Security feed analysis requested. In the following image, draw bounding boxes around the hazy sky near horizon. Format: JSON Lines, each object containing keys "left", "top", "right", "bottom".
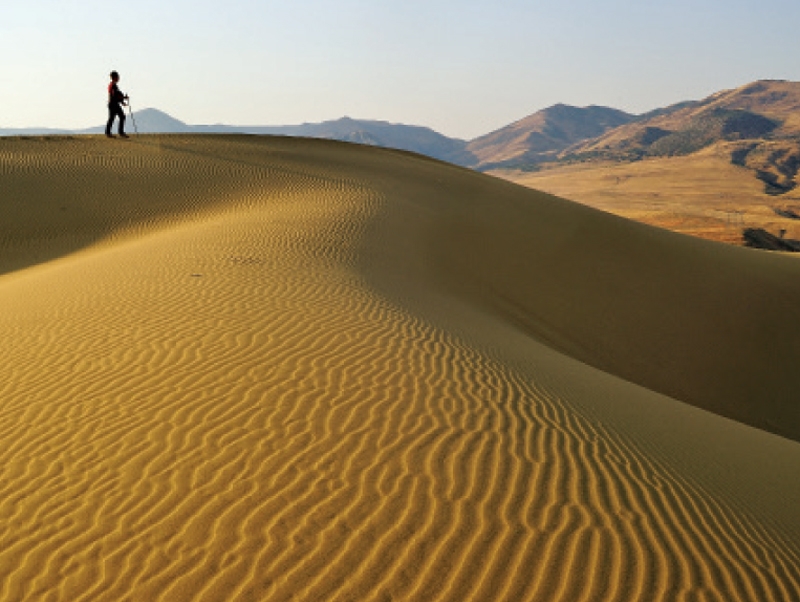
{"left": 2, "top": 0, "right": 799, "bottom": 139}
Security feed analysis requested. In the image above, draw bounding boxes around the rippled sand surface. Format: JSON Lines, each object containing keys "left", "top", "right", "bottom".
{"left": 0, "top": 135, "right": 798, "bottom": 601}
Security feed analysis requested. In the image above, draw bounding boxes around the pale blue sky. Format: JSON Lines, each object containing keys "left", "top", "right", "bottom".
{"left": 1, "top": 0, "right": 798, "bottom": 138}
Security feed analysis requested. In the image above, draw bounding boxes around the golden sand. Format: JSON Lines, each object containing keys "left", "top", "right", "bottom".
{"left": 0, "top": 135, "right": 798, "bottom": 601}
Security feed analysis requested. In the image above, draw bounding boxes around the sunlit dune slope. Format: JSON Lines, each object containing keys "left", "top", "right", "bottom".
{"left": 0, "top": 135, "right": 798, "bottom": 602}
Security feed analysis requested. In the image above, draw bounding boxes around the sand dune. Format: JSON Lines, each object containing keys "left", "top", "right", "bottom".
{"left": 0, "top": 135, "right": 798, "bottom": 601}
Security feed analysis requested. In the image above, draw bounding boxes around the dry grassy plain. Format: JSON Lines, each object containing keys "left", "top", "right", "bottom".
{"left": 0, "top": 135, "right": 799, "bottom": 601}
{"left": 496, "top": 144, "right": 800, "bottom": 247}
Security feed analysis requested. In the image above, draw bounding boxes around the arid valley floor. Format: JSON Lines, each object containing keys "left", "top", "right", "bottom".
{"left": 496, "top": 146, "right": 800, "bottom": 249}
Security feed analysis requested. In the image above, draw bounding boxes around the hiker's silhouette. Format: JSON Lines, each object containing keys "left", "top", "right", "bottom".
{"left": 106, "top": 71, "right": 129, "bottom": 138}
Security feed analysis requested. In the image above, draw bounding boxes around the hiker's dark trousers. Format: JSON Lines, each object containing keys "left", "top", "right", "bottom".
{"left": 106, "top": 103, "right": 126, "bottom": 135}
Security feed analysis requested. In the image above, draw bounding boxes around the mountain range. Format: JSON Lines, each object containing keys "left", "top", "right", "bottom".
{"left": 0, "top": 111, "right": 472, "bottom": 165}
{"left": 562, "top": 80, "right": 800, "bottom": 194}
{"left": 464, "top": 104, "right": 636, "bottom": 169}
{"left": 2, "top": 79, "right": 798, "bottom": 193}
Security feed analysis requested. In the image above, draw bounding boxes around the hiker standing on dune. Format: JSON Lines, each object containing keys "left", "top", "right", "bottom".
{"left": 106, "top": 71, "right": 129, "bottom": 138}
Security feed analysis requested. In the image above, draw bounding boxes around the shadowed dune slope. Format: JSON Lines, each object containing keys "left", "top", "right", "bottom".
{"left": 334, "top": 147, "right": 800, "bottom": 442}
{"left": 0, "top": 135, "right": 799, "bottom": 601}
{"left": 0, "top": 136, "right": 309, "bottom": 275}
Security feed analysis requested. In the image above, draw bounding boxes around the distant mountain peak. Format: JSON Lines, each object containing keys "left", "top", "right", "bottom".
{"left": 466, "top": 104, "right": 636, "bottom": 169}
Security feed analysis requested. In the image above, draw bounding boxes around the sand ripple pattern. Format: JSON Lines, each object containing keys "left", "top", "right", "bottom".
{"left": 0, "top": 136, "right": 798, "bottom": 601}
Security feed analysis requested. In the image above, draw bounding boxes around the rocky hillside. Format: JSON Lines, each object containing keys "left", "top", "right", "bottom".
{"left": 465, "top": 104, "right": 635, "bottom": 169}
{"left": 563, "top": 80, "right": 800, "bottom": 194}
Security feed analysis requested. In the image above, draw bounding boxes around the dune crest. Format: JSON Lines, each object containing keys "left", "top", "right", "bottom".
{"left": 0, "top": 136, "right": 798, "bottom": 601}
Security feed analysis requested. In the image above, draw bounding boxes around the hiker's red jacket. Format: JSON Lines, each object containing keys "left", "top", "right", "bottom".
{"left": 108, "top": 82, "right": 126, "bottom": 105}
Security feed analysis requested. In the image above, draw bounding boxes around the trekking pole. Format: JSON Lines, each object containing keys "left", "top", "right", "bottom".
{"left": 127, "top": 97, "right": 139, "bottom": 135}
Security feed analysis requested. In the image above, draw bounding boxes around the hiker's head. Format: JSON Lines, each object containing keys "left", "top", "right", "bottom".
{"left": 110, "top": 71, "right": 120, "bottom": 82}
